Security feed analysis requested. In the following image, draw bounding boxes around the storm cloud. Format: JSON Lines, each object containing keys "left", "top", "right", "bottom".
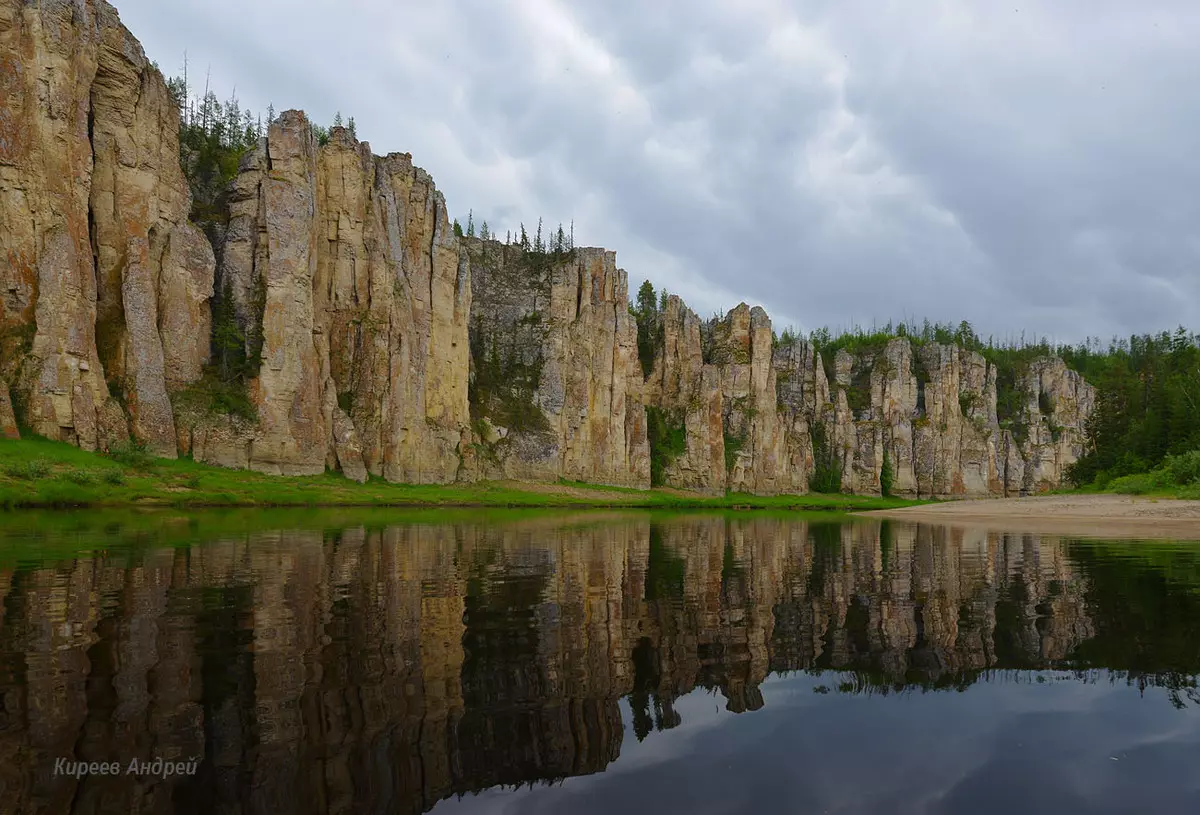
{"left": 115, "top": 0, "right": 1200, "bottom": 342}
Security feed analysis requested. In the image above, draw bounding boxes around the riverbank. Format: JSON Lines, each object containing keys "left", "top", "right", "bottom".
{"left": 864, "top": 494, "right": 1200, "bottom": 538}
{"left": 0, "top": 438, "right": 922, "bottom": 511}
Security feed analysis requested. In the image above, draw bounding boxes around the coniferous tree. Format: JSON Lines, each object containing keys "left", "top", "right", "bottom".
{"left": 347, "top": 116, "right": 356, "bottom": 139}
{"left": 480, "top": 220, "right": 490, "bottom": 240}
{"left": 333, "top": 110, "right": 343, "bottom": 128}
{"left": 466, "top": 210, "right": 475, "bottom": 238}
{"left": 534, "top": 217, "right": 544, "bottom": 252}
{"left": 520, "top": 222, "right": 529, "bottom": 250}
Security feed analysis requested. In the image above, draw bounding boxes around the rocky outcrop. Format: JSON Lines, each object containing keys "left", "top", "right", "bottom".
{"left": 464, "top": 240, "right": 649, "bottom": 487}
{"left": 0, "top": 381, "right": 17, "bottom": 439}
{"left": 1007, "top": 357, "right": 1096, "bottom": 493}
{"left": 710, "top": 305, "right": 805, "bottom": 495}
{"left": 206, "top": 116, "right": 472, "bottom": 481}
{"left": 0, "top": 0, "right": 214, "bottom": 455}
{"left": 1, "top": 0, "right": 1094, "bottom": 495}
{"left": 645, "top": 296, "right": 725, "bottom": 492}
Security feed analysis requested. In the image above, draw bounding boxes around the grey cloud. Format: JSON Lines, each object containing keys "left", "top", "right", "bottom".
{"left": 114, "top": 0, "right": 1200, "bottom": 341}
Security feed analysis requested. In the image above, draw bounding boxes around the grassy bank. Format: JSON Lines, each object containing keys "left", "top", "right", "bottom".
{"left": 0, "top": 437, "right": 925, "bottom": 511}
{"left": 1063, "top": 450, "right": 1200, "bottom": 500}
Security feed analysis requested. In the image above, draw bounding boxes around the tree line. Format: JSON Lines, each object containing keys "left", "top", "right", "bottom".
{"left": 454, "top": 211, "right": 576, "bottom": 255}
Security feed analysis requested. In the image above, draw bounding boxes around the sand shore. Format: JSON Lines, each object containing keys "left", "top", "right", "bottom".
{"left": 863, "top": 494, "right": 1200, "bottom": 539}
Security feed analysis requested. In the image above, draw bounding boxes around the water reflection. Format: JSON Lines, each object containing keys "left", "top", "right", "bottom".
{"left": 0, "top": 513, "right": 1197, "bottom": 814}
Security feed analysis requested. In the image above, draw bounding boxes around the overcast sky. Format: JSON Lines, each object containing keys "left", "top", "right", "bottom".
{"left": 115, "top": 0, "right": 1200, "bottom": 344}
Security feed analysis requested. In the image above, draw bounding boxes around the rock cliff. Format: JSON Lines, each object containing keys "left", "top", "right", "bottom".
{"left": 0, "top": 0, "right": 1094, "bottom": 496}
{"left": 1, "top": 0, "right": 214, "bottom": 455}
{"left": 463, "top": 239, "right": 649, "bottom": 487}
{"left": 200, "top": 116, "right": 472, "bottom": 482}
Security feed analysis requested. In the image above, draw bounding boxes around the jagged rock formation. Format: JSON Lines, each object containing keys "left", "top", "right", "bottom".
{"left": 651, "top": 307, "right": 1093, "bottom": 497}
{"left": 196, "top": 116, "right": 473, "bottom": 481}
{"left": 0, "top": 0, "right": 214, "bottom": 456}
{"left": 643, "top": 295, "right": 726, "bottom": 492}
{"left": 463, "top": 239, "right": 649, "bottom": 487}
{"left": 0, "top": 0, "right": 1093, "bottom": 495}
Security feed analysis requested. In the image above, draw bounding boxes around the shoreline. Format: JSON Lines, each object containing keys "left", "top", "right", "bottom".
{"left": 864, "top": 494, "right": 1200, "bottom": 538}
{"left": 0, "top": 438, "right": 919, "bottom": 512}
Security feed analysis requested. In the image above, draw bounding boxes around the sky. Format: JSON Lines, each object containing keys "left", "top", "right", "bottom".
{"left": 114, "top": 0, "right": 1200, "bottom": 344}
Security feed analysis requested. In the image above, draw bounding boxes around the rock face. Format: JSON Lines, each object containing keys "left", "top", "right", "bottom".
{"left": 1, "top": 0, "right": 1094, "bottom": 495}
{"left": 464, "top": 240, "right": 649, "bottom": 487}
{"left": 0, "top": 0, "right": 213, "bottom": 454}
{"left": 644, "top": 296, "right": 726, "bottom": 492}
{"left": 0, "top": 382, "right": 17, "bottom": 439}
{"left": 647, "top": 314, "right": 1094, "bottom": 498}
{"left": 208, "top": 117, "right": 472, "bottom": 481}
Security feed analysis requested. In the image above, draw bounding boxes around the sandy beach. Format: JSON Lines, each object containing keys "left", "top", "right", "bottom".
{"left": 863, "top": 494, "right": 1200, "bottom": 539}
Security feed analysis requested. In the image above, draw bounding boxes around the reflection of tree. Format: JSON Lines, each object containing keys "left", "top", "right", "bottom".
{"left": 1066, "top": 541, "right": 1200, "bottom": 699}
{"left": 629, "top": 637, "right": 680, "bottom": 741}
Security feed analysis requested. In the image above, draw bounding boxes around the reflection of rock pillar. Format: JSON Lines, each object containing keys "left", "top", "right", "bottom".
{"left": 249, "top": 535, "right": 313, "bottom": 812}
{"left": 20, "top": 561, "right": 102, "bottom": 810}
{"left": 148, "top": 549, "right": 205, "bottom": 778}
{"left": 419, "top": 534, "right": 467, "bottom": 806}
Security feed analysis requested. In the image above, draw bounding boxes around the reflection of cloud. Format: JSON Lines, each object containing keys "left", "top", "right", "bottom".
{"left": 452, "top": 673, "right": 1199, "bottom": 815}
{"left": 116, "top": 0, "right": 1200, "bottom": 342}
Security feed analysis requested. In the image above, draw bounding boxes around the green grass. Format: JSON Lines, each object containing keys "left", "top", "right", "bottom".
{"left": 1057, "top": 449, "right": 1200, "bottom": 500}
{"left": 0, "top": 436, "right": 928, "bottom": 511}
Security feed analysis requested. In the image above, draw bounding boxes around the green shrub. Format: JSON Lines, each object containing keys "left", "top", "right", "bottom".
{"left": 1162, "top": 450, "right": 1200, "bottom": 485}
{"left": 106, "top": 441, "right": 155, "bottom": 470}
{"left": 808, "top": 422, "right": 841, "bottom": 493}
{"left": 171, "top": 369, "right": 257, "bottom": 423}
{"left": 1107, "top": 472, "right": 1167, "bottom": 495}
{"left": 3, "top": 458, "right": 51, "bottom": 480}
{"left": 880, "top": 450, "right": 895, "bottom": 497}
{"left": 100, "top": 469, "right": 126, "bottom": 485}
{"left": 63, "top": 467, "right": 97, "bottom": 485}
{"left": 723, "top": 429, "right": 746, "bottom": 474}
{"left": 647, "top": 407, "right": 687, "bottom": 486}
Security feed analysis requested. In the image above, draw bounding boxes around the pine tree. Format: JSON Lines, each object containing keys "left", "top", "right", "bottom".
{"left": 556, "top": 223, "right": 566, "bottom": 253}
{"left": 333, "top": 110, "right": 343, "bottom": 128}
{"left": 466, "top": 209, "right": 475, "bottom": 238}
{"left": 347, "top": 116, "right": 356, "bottom": 139}
{"left": 480, "top": 220, "right": 490, "bottom": 240}
{"left": 453, "top": 219, "right": 464, "bottom": 238}
{"left": 534, "top": 218, "right": 543, "bottom": 252}
{"left": 519, "top": 222, "right": 529, "bottom": 250}
{"left": 506, "top": 229, "right": 512, "bottom": 245}
{"left": 182, "top": 51, "right": 189, "bottom": 126}
{"left": 212, "top": 277, "right": 246, "bottom": 383}
{"left": 267, "top": 103, "right": 275, "bottom": 125}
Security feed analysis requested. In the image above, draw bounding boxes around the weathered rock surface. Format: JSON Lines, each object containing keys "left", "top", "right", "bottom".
{"left": 0, "top": 0, "right": 213, "bottom": 455}
{"left": 645, "top": 296, "right": 726, "bottom": 492}
{"left": 0, "top": 381, "right": 17, "bottom": 439}
{"left": 464, "top": 240, "right": 649, "bottom": 487}
{"left": 213, "top": 115, "right": 471, "bottom": 481}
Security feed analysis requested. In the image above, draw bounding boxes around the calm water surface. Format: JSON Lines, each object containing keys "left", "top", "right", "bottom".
{"left": 0, "top": 510, "right": 1198, "bottom": 814}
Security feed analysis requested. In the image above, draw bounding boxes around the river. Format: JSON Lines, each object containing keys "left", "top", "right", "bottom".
{"left": 1, "top": 509, "right": 1197, "bottom": 814}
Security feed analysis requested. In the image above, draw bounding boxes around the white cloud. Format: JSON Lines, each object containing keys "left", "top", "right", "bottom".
{"left": 115, "top": 0, "right": 1200, "bottom": 342}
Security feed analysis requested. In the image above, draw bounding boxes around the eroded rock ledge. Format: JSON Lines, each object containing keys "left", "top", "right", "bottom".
{"left": 0, "top": 0, "right": 1093, "bottom": 496}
